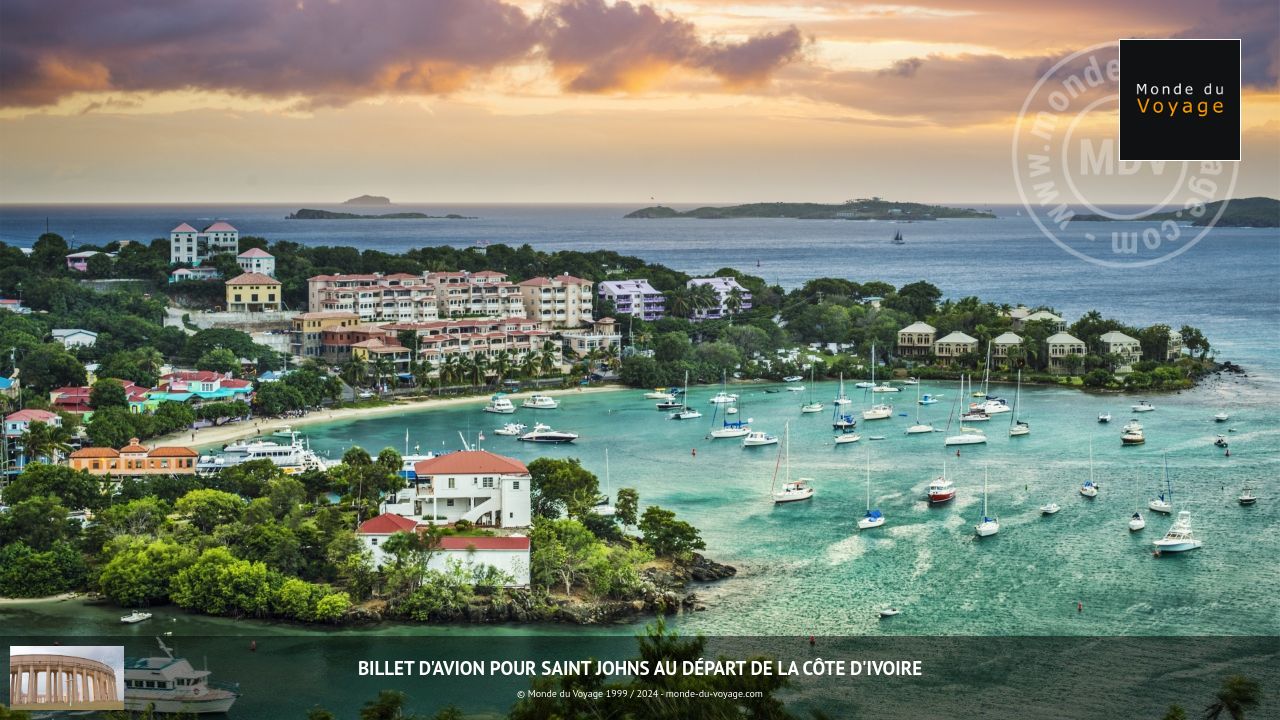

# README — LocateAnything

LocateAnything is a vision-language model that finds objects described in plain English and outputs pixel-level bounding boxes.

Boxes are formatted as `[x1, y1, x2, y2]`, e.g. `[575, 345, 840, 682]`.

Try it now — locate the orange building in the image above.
[68, 438, 198, 477]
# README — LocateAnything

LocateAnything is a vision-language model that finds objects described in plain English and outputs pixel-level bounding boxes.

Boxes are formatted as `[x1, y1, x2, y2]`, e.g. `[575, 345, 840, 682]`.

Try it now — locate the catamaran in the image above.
[644, 388, 674, 400]
[1008, 369, 1029, 436]
[975, 466, 999, 537]
[771, 422, 814, 503]
[857, 449, 885, 529]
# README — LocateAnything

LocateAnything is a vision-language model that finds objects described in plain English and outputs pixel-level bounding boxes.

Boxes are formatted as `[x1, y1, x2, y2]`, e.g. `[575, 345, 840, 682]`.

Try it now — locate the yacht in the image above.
[656, 399, 683, 410]
[1040, 502, 1060, 515]
[873, 384, 901, 393]
[1097, 412, 1112, 423]
[1129, 512, 1146, 531]
[1121, 426, 1146, 445]
[643, 389, 674, 400]
[969, 397, 1010, 415]
[121, 610, 152, 624]
[124, 638, 239, 714]
[517, 423, 578, 443]
[742, 431, 779, 447]
[832, 411, 858, 431]
[709, 391, 739, 404]
[668, 371, 700, 418]
[493, 422, 527, 436]
[975, 467, 999, 537]
[1132, 400, 1155, 413]
[1238, 488, 1257, 506]
[800, 368, 824, 414]
[522, 394, 559, 409]
[197, 433, 332, 475]
[1214, 411, 1229, 422]
[483, 395, 516, 414]
[1152, 511, 1202, 553]
[903, 377, 919, 385]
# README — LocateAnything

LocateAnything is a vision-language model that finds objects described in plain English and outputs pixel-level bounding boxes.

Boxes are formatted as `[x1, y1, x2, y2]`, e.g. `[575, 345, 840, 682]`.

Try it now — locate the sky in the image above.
[0, 0, 1276, 204]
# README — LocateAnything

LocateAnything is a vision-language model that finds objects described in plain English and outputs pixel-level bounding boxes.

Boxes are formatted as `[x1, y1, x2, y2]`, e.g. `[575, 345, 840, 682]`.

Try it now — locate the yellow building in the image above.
[226, 272, 282, 312]
[68, 438, 198, 477]
[290, 311, 360, 358]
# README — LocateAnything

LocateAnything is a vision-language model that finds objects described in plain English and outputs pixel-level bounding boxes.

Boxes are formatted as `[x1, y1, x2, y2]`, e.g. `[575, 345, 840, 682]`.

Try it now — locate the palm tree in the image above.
[411, 358, 433, 390]
[688, 283, 718, 318]
[341, 358, 368, 388]
[372, 356, 394, 393]
[665, 287, 693, 319]
[20, 421, 73, 462]
[1204, 675, 1261, 720]
[490, 349, 513, 384]
[519, 351, 539, 379]
[539, 340, 560, 377]
[725, 287, 744, 319]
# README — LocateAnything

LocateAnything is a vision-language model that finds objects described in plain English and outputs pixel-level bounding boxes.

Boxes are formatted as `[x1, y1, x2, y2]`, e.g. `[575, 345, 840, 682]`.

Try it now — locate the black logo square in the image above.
[1119, 39, 1240, 161]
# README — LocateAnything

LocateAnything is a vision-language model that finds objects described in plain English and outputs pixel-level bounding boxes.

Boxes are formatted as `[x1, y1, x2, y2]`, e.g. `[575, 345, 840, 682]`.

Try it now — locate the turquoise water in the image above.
[296, 376, 1279, 637]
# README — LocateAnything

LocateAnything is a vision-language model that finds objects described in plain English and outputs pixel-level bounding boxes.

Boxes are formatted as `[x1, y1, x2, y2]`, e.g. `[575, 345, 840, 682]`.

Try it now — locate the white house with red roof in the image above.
[4, 409, 62, 438]
[170, 221, 240, 265]
[236, 248, 275, 277]
[355, 513, 531, 586]
[380, 450, 532, 528]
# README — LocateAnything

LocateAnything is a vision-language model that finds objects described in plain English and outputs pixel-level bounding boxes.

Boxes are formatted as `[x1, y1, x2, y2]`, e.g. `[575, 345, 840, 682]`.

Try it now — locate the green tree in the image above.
[1204, 675, 1261, 720]
[18, 344, 86, 393]
[652, 331, 692, 365]
[98, 538, 196, 606]
[175, 488, 245, 532]
[17, 422, 74, 465]
[0, 540, 86, 598]
[615, 487, 640, 530]
[99, 497, 170, 536]
[170, 547, 278, 617]
[86, 406, 138, 448]
[639, 505, 705, 560]
[3, 463, 102, 511]
[528, 518, 605, 596]
[90, 378, 129, 409]
[528, 457, 600, 520]
[197, 347, 240, 375]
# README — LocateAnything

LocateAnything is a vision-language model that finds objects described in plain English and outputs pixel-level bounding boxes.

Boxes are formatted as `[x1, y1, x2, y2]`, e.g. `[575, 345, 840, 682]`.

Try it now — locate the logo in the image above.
[1013, 42, 1238, 268]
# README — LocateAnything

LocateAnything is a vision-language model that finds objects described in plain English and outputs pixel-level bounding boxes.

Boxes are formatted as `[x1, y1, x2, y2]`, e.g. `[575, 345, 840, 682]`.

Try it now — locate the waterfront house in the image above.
[170, 221, 239, 266]
[896, 322, 936, 358]
[168, 266, 222, 283]
[225, 272, 282, 313]
[561, 317, 622, 358]
[152, 370, 253, 403]
[356, 513, 531, 587]
[4, 409, 62, 438]
[236, 248, 276, 277]
[1015, 310, 1066, 332]
[991, 332, 1024, 359]
[686, 277, 752, 320]
[934, 331, 979, 360]
[381, 317, 561, 377]
[1166, 329, 1184, 360]
[68, 438, 198, 478]
[51, 328, 98, 349]
[1099, 330, 1143, 366]
[598, 279, 665, 321]
[1046, 332, 1087, 372]
[380, 450, 532, 528]
[349, 338, 413, 376]
[518, 275, 594, 328]
[290, 311, 361, 358]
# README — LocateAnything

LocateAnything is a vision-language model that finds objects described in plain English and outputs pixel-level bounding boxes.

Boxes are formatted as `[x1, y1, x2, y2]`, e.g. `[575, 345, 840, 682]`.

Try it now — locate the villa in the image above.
[168, 267, 221, 283]
[1046, 332, 1087, 372]
[380, 450, 532, 528]
[1015, 310, 1066, 332]
[934, 330, 979, 359]
[64, 250, 113, 272]
[686, 277, 752, 320]
[170, 221, 239, 266]
[356, 513, 531, 587]
[349, 338, 413, 376]
[896, 321, 936, 357]
[67, 439, 198, 477]
[598, 279, 665, 321]
[518, 274, 594, 328]
[4, 409, 62, 438]
[1167, 329, 1184, 360]
[991, 331, 1024, 359]
[51, 380, 150, 415]
[225, 272, 282, 313]
[51, 329, 98, 349]
[1099, 330, 1143, 367]
[561, 317, 622, 358]
[236, 248, 276, 277]
[152, 370, 253, 403]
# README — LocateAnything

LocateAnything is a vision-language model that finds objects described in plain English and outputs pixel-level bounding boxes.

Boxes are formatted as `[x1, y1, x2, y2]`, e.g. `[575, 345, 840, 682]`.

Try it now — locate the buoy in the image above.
[808, 636, 816, 647]
[249, 640, 257, 652]
[1077, 602, 1082, 614]
[1225, 449, 1230, 457]
[691, 448, 697, 457]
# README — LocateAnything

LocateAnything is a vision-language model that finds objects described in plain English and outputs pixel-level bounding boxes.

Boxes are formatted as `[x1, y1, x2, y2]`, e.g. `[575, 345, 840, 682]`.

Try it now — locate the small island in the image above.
[1073, 197, 1278, 227]
[625, 198, 995, 221]
[287, 208, 475, 220]
[342, 194, 393, 206]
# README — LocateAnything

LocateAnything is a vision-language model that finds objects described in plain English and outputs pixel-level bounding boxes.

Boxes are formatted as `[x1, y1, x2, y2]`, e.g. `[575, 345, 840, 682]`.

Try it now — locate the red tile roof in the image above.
[204, 221, 237, 232]
[237, 248, 272, 258]
[70, 447, 119, 459]
[413, 450, 529, 477]
[226, 272, 280, 286]
[437, 536, 530, 551]
[357, 513, 421, 535]
[6, 409, 59, 423]
[149, 446, 199, 458]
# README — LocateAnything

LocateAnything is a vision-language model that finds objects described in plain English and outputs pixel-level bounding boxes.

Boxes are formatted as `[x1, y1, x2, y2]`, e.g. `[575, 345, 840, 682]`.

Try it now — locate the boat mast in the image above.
[982, 465, 989, 519]
[865, 448, 871, 511]
[1089, 439, 1095, 484]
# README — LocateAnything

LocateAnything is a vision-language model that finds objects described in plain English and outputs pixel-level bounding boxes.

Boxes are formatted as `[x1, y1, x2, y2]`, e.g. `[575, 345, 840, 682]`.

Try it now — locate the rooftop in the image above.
[936, 331, 978, 344]
[226, 272, 281, 286]
[237, 248, 273, 258]
[413, 450, 530, 477]
[357, 513, 420, 535]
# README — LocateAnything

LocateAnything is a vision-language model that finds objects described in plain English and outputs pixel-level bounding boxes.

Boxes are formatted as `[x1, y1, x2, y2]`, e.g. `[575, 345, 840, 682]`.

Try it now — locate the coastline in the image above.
[153, 384, 629, 449]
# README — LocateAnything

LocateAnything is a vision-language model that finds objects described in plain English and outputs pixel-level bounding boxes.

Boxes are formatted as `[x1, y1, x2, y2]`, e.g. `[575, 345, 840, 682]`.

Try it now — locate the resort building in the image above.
[1046, 332, 1087, 371]
[168, 267, 221, 283]
[382, 317, 561, 376]
[518, 275, 594, 328]
[934, 331, 979, 359]
[686, 277, 752, 320]
[349, 338, 413, 376]
[67, 439, 198, 477]
[380, 450, 532, 528]
[1015, 310, 1066, 332]
[991, 332, 1024, 359]
[1099, 331, 1143, 366]
[169, 221, 239, 266]
[319, 323, 400, 365]
[1167, 330, 1184, 360]
[65, 250, 112, 272]
[51, 380, 150, 415]
[236, 248, 276, 277]
[51, 329, 98, 349]
[431, 270, 525, 318]
[225, 272, 282, 313]
[290, 311, 361, 359]
[4, 409, 62, 438]
[598, 279, 665, 321]
[307, 273, 441, 324]
[561, 317, 622, 358]
[356, 513, 531, 587]
[896, 322, 937, 357]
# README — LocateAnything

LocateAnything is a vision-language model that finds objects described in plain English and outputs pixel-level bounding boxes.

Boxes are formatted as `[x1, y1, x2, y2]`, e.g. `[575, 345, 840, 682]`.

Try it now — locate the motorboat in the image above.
[726, 406, 738, 415]
[743, 431, 779, 447]
[644, 388, 674, 400]
[1129, 512, 1146, 531]
[918, 394, 941, 405]
[1214, 411, 1229, 422]
[269, 425, 296, 438]
[1040, 503, 1060, 515]
[517, 423, 578, 443]
[974, 467, 999, 537]
[121, 610, 153, 624]
[960, 410, 991, 422]
[1121, 427, 1146, 445]
[928, 463, 956, 503]
[493, 423, 527, 437]
[878, 607, 901, 618]
[833, 433, 861, 444]
[1238, 488, 1257, 506]
[709, 391, 738, 404]
[903, 377, 919, 385]
[124, 638, 239, 714]
[1080, 480, 1098, 498]
[1098, 412, 1112, 423]
[656, 399, 683, 410]
[483, 395, 516, 414]
[868, 435, 886, 440]
[782, 375, 803, 383]
[786, 385, 805, 392]
[854, 381, 875, 389]
[1152, 511, 1202, 553]
[873, 385, 901, 393]
[1132, 400, 1155, 413]
[1214, 435, 1229, 448]
[522, 394, 559, 409]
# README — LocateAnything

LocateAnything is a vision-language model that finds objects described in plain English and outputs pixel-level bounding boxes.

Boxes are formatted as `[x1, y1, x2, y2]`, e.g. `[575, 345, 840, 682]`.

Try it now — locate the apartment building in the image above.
[170, 221, 239, 265]
[225, 273, 282, 312]
[598, 279, 665, 321]
[687, 277, 752, 320]
[236, 248, 276, 277]
[517, 274, 594, 328]
[290, 311, 361, 358]
[431, 270, 525, 318]
[307, 273, 440, 323]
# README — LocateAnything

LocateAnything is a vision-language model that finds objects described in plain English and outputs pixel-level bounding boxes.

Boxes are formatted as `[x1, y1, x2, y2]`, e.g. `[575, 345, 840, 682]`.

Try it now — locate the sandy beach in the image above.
[152, 384, 628, 450]
[0, 592, 80, 605]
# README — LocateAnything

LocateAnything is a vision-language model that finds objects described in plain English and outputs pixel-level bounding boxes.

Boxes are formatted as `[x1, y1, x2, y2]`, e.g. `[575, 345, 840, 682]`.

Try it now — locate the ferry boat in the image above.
[483, 395, 516, 414]
[124, 638, 239, 714]
[196, 433, 332, 475]
[522, 394, 559, 409]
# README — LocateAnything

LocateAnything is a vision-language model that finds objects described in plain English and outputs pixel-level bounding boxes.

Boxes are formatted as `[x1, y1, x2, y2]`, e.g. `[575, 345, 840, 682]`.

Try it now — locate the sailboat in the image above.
[862, 344, 894, 420]
[1129, 512, 1145, 531]
[975, 466, 999, 536]
[1008, 369, 1029, 436]
[707, 397, 751, 439]
[669, 371, 702, 420]
[857, 450, 885, 529]
[891, 230, 905, 245]
[905, 381, 933, 434]
[709, 370, 738, 405]
[834, 373, 852, 406]
[944, 375, 986, 446]
[972, 342, 991, 398]
[592, 449, 617, 516]
[1148, 456, 1174, 513]
[800, 365, 824, 413]
[1080, 439, 1099, 497]
[771, 421, 814, 503]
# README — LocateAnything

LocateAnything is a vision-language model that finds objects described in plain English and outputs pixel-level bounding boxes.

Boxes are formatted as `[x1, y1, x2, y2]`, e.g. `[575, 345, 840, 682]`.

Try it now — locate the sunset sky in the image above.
[1, 0, 1276, 204]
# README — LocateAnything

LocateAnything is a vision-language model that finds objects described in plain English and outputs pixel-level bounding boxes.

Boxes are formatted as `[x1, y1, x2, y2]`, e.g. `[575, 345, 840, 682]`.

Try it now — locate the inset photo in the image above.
[9, 645, 124, 711]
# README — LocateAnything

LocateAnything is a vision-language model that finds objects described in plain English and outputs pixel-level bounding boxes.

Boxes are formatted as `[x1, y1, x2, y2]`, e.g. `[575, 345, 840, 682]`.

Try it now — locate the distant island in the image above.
[625, 199, 995, 221]
[342, 194, 392, 206]
[1073, 197, 1278, 227]
[287, 208, 475, 220]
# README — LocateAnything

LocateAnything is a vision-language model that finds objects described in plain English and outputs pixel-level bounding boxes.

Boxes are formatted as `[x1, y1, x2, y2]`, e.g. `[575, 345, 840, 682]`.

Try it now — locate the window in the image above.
[447, 478, 456, 489]
[446, 499, 454, 507]
[512, 481, 520, 490]
[482, 477, 494, 488]
[234, 294, 242, 302]
[371, 538, 378, 546]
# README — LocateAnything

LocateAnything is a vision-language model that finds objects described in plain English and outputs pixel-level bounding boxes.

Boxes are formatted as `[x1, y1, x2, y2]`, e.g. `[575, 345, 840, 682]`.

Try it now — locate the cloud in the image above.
[0, 0, 803, 107]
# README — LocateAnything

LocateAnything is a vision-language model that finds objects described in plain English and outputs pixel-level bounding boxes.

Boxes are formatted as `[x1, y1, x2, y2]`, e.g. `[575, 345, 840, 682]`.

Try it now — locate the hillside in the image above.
[286, 208, 475, 220]
[1074, 197, 1278, 227]
[625, 199, 995, 221]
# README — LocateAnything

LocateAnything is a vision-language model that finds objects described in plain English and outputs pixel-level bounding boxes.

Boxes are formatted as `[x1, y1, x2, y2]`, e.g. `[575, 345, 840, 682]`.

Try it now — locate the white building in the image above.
[51, 329, 98, 349]
[561, 317, 622, 357]
[896, 321, 936, 357]
[1099, 330, 1143, 367]
[381, 450, 532, 528]
[1015, 310, 1066, 332]
[934, 330, 979, 359]
[1166, 329, 1184, 360]
[236, 248, 276, 277]
[991, 331, 1023, 358]
[686, 277, 752, 320]
[170, 221, 239, 265]
[598, 279, 665, 321]
[355, 513, 531, 587]
[1046, 332, 1087, 371]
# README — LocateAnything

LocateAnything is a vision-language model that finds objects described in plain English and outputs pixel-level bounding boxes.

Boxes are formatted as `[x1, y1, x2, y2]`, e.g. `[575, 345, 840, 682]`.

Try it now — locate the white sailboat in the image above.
[772, 421, 814, 503]
[708, 396, 751, 438]
[857, 449, 885, 529]
[834, 373, 852, 406]
[800, 365, 824, 413]
[862, 343, 893, 420]
[1008, 369, 1029, 437]
[709, 370, 738, 404]
[975, 466, 999, 537]
[1080, 439, 1098, 497]
[905, 381, 933, 434]
[669, 371, 702, 420]
[1129, 512, 1145, 531]
[1149, 456, 1174, 513]
[944, 375, 986, 446]
[973, 342, 991, 398]
[592, 449, 617, 516]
